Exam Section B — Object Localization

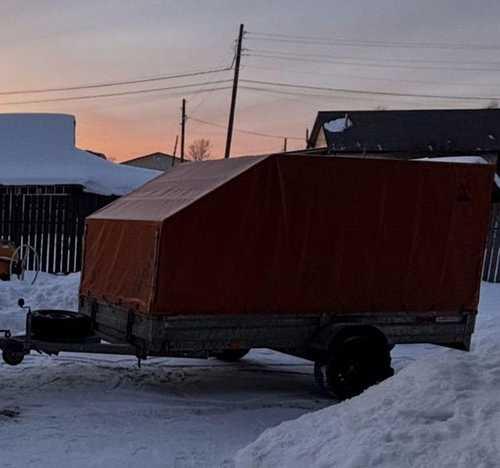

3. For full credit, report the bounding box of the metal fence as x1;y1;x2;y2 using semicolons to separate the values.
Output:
483;204;500;282
0;185;115;274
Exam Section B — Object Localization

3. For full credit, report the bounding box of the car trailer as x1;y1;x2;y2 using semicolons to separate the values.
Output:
0;154;494;400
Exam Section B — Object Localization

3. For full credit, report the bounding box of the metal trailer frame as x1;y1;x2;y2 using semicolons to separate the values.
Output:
0;298;476;366
80;297;477;361
0;298;476;399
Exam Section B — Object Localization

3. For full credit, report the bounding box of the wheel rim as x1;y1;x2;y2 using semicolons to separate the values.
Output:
330;356;366;397
326;336;391;399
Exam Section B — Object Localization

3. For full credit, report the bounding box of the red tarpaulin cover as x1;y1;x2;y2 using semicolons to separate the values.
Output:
80;154;494;317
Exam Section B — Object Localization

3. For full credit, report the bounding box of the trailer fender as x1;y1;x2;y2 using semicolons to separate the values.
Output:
308;324;389;362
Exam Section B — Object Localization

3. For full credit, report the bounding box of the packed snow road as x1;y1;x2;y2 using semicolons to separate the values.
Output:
1;274;498;467
0;350;329;467
0;274;330;467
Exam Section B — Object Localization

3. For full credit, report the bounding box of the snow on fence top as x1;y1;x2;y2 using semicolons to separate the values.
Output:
0;113;160;195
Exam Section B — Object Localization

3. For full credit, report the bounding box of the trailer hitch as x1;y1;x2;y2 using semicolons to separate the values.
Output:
17;298;33;353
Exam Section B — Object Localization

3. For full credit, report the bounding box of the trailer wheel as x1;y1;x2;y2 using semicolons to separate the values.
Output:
214;349;250;362
31;310;92;341
314;334;393;400
2;350;24;366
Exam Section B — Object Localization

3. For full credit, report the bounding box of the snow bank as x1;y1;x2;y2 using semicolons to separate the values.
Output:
234;284;500;468
0;273;80;334
0;114;159;195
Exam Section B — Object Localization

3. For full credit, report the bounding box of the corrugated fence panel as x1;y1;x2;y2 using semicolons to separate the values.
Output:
0;185;115;274
483;204;500;282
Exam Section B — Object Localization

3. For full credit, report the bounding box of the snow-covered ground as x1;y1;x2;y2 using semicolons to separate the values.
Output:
0;274;498;467
0;274;329;467
234;284;500;468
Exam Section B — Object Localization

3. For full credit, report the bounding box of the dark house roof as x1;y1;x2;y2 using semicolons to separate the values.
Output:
121;152;182;171
309;109;500;154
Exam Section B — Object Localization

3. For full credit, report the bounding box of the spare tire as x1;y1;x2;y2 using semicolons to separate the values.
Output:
31;310;92;341
213;349;250;362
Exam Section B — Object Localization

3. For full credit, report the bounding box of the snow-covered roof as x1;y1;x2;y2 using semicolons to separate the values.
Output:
414;156;490;164
0;113;160;195
323;115;353;133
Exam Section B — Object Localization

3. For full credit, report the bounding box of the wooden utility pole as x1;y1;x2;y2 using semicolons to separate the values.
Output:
172;134;179;156
283;137;288;152
172;134;179;166
180;99;186;162
224;24;244;159
305;128;309;148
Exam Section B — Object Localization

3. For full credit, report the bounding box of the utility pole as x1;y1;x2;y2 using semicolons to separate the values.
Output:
181;99;186;163
283;137;288;152
173;134;179;156
224;23;244;159
172;134;179;166
305;128;309;148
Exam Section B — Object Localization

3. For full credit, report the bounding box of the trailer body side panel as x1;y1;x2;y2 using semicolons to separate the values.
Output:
80;155;493;319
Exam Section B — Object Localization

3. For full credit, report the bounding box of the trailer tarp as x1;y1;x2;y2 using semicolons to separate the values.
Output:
80;154;494;317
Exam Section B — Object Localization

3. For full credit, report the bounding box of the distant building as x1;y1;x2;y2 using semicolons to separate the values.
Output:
0;113;158;274
308;108;500;154
122;152;183;171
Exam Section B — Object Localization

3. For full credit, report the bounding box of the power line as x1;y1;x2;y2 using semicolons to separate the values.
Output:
247;53;500;73
241;79;500;101
244;64;500;90
246;31;500;51
0;80;233;106
0;66;233;96
239;85;438;107
189;116;304;141
189;89;216;117
248;48;500;68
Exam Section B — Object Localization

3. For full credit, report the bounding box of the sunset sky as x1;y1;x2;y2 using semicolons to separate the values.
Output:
1;0;500;161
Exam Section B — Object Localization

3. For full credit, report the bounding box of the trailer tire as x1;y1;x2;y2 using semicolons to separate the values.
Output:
2;341;25;366
314;334;393;400
214;349;250;362
31;310;92;341
2;349;24;366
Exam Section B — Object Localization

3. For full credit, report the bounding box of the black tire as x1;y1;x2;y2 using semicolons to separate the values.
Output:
315;335;393;400
31;310;93;341
214;349;250;362
2;349;25;366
